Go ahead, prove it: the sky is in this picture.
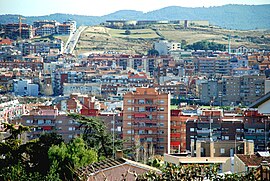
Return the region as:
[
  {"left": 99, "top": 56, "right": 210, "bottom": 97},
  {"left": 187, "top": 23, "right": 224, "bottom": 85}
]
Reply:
[{"left": 1, "top": 0, "right": 269, "bottom": 16}]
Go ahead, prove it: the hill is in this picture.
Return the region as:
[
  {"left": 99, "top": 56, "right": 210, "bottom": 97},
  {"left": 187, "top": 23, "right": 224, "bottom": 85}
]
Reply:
[
  {"left": 74, "top": 25, "right": 270, "bottom": 56},
  {"left": 0, "top": 4, "right": 270, "bottom": 30}
]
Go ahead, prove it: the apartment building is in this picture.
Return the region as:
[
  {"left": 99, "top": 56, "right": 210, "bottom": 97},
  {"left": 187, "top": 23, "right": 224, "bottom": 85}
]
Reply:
[
  {"left": 4, "top": 23, "right": 33, "bottom": 40},
  {"left": 19, "top": 106, "right": 82, "bottom": 141},
  {"left": 33, "top": 20, "right": 58, "bottom": 28},
  {"left": 13, "top": 79, "right": 39, "bottom": 96},
  {"left": 154, "top": 40, "right": 181, "bottom": 55},
  {"left": 186, "top": 110, "right": 269, "bottom": 152},
  {"left": 57, "top": 20, "right": 76, "bottom": 35},
  {"left": 35, "top": 24, "right": 56, "bottom": 36},
  {"left": 170, "top": 110, "right": 197, "bottom": 153},
  {"left": 123, "top": 88, "right": 171, "bottom": 154},
  {"left": 195, "top": 79, "right": 223, "bottom": 105},
  {"left": 195, "top": 58, "right": 231, "bottom": 76},
  {"left": 222, "top": 75, "right": 265, "bottom": 106}
]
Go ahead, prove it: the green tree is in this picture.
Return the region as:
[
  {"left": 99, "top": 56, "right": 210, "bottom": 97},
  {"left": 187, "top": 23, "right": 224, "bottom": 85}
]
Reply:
[
  {"left": 48, "top": 137, "right": 97, "bottom": 180},
  {"left": 0, "top": 123, "right": 30, "bottom": 172},
  {"left": 69, "top": 114, "right": 123, "bottom": 158},
  {"left": 21, "top": 132, "right": 64, "bottom": 175}
]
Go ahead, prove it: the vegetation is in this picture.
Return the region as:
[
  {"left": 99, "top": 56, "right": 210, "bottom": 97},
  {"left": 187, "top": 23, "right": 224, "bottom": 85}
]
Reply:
[
  {"left": 69, "top": 114, "right": 123, "bottom": 158},
  {"left": 136, "top": 162, "right": 257, "bottom": 181},
  {"left": 186, "top": 40, "right": 226, "bottom": 51},
  {"left": 48, "top": 137, "right": 97, "bottom": 180},
  {"left": 0, "top": 113, "right": 121, "bottom": 181}
]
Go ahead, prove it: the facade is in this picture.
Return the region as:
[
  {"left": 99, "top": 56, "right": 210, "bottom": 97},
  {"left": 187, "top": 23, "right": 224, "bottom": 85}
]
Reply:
[
  {"left": 123, "top": 88, "right": 171, "bottom": 154},
  {"left": 63, "top": 83, "right": 101, "bottom": 96},
  {"left": 13, "top": 79, "right": 39, "bottom": 96},
  {"left": 5, "top": 23, "right": 33, "bottom": 39},
  {"left": 222, "top": 75, "right": 265, "bottom": 106},
  {"left": 18, "top": 39, "right": 63, "bottom": 56},
  {"left": 57, "top": 20, "right": 76, "bottom": 35},
  {"left": 33, "top": 20, "right": 58, "bottom": 28},
  {"left": 170, "top": 110, "right": 196, "bottom": 153},
  {"left": 35, "top": 24, "right": 56, "bottom": 36},
  {"left": 19, "top": 106, "right": 82, "bottom": 141},
  {"left": 154, "top": 40, "right": 181, "bottom": 55},
  {"left": 186, "top": 110, "right": 269, "bottom": 152},
  {"left": 196, "top": 79, "right": 223, "bottom": 105},
  {"left": 165, "top": 140, "right": 253, "bottom": 173}
]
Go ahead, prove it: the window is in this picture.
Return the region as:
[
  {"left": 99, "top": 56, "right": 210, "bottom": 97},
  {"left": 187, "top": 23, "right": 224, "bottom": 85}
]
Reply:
[
  {"left": 127, "top": 107, "right": 133, "bottom": 111},
  {"left": 57, "top": 120, "right": 62, "bottom": 124},
  {"left": 159, "top": 123, "right": 164, "bottom": 127},
  {"left": 127, "top": 130, "right": 133, "bottom": 134},
  {"left": 127, "top": 122, "right": 132, "bottom": 126},
  {"left": 139, "top": 107, "right": 145, "bottom": 112},
  {"left": 26, "top": 120, "right": 32, "bottom": 123},
  {"left": 45, "top": 120, "right": 51, "bottom": 124},
  {"left": 68, "top": 127, "right": 75, "bottom": 131},
  {"left": 138, "top": 99, "right": 145, "bottom": 104},
  {"left": 69, "top": 120, "right": 73, "bottom": 124},
  {"left": 127, "top": 99, "right": 134, "bottom": 103},
  {"left": 38, "top": 120, "right": 44, "bottom": 125},
  {"left": 159, "top": 107, "right": 165, "bottom": 111},
  {"left": 159, "top": 100, "right": 164, "bottom": 104},
  {"left": 127, "top": 115, "right": 132, "bottom": 119},
  {"left": 159, "top": 115, "right": 165, "bottom": 119},
  {"left": 220, "top": 148, "right": 225, "bottom": 154},
  {"left": 68, "top": 135, "right": 73, "bottom": 138},
  {"left": 190, "top": 128, "right": 195, "bottom": 132}
]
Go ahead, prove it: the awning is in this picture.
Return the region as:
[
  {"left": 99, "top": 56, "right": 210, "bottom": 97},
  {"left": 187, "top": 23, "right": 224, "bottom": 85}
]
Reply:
[
  {"left": 134, "top": 114, "right": 146, "bottom": 118},
  {"left": 43, "top": 126, "right": 52, "bottom": 130}
]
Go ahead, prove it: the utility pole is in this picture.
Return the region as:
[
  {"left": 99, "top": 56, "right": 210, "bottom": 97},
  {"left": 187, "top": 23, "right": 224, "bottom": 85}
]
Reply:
[{"left": 112, "top": 110, "right": 116, "bottom": 159}]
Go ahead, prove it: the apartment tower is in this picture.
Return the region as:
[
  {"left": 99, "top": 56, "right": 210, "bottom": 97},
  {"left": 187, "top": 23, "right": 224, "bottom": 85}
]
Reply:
[{"left": 123, "top": 88, "right": 170, "bottom": 155}]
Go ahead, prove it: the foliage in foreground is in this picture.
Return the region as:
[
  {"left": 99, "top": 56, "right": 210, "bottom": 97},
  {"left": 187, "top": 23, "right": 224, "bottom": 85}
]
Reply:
[{"left": 136, "top": 163, "right": 257, "bottom": 181}]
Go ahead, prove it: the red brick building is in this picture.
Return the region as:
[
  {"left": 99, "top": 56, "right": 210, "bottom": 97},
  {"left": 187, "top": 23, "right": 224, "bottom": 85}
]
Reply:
[{"left": 123, "top": 88, "right": 171, "bottom": 155}]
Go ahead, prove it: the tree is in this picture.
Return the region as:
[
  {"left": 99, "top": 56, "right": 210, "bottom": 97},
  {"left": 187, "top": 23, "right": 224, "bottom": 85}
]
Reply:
[
  {"left": 125, "top": 30, "right": 131, "bottom": 35},
  {"left": 69, "top": 114, "right": 123, "bottom": 158},
  {"left": 21, "top": 132, "right": 64, "bottom": 175},
  {"left": 48, "top": 137, "right": 97, "bottom": 180},
  {"left": 0, "top": 123, "right": 30, "bottom": 172}
]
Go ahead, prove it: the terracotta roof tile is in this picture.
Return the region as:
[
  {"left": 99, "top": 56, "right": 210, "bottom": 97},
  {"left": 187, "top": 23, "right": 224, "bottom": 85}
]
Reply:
[{"left": 236, "top": 154, "right": 270, "bottom": 167}]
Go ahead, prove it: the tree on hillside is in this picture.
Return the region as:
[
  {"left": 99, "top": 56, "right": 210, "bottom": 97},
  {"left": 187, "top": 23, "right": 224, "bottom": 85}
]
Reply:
[
  {"left": 125, "top": 29, "right": 131, "bottom": 35},
  {"left": 187, "top": 40, "right": 226, "bottom": 51}
]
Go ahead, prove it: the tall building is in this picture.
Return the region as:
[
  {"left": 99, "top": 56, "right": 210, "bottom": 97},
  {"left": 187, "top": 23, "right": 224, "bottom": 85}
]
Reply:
[
  {"left": 222, "top": 75, "right": 265, "bottom": 106},
  {"left": 123, "top": 88, "right": 171, "bottom": 154}
]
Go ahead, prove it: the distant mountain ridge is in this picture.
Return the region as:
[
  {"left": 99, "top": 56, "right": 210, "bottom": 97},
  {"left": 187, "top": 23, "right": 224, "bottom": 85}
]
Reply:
[{"left": 0, "top": 4, "right": 270, "bottom": 30}]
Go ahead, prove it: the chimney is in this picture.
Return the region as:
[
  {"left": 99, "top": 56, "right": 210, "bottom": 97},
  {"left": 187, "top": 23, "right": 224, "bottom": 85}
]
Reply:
[{"left": 116, "top": 150, "right": 123, "bottom": 159}]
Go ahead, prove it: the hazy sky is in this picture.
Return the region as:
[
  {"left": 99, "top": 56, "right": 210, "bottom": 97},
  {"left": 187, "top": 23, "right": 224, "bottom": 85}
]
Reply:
[{"left": 1, "top": 0, "right": 269, "bottom": 16}]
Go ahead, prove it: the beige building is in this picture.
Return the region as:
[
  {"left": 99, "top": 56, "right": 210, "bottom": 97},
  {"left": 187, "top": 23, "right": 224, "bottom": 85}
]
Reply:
[
  {"left": 123, "top": 88, "right": 171, "bottom": 155},
  {"left": 165, "top": 140, "right": 254, "bottom": 173}
]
